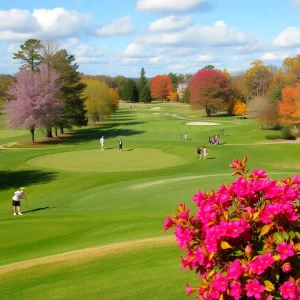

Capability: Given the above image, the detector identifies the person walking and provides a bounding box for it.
[12,187,26,216]
[118,138,123,152]
[196,147,202,160]
[184,133,187,140]
[203,146,208,160]
[100,136,105,150]
[179,134,182,140]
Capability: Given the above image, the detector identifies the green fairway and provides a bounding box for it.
[0,102,299,299]
[27,148,186,172]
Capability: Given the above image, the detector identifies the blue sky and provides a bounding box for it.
[0,0,300,77]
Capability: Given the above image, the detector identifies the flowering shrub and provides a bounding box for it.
[163,157,300,299]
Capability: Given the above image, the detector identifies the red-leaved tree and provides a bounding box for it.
[151,75,173,102]
[189,69,231,116]
[5,65,62,142]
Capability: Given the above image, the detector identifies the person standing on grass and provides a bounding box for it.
[118,138,123,152]
[196,147,202,160]
[203,146,208,160]
[100,136,105,150]
[184,133,187,140]
[179,134,182,140]
[12,187,25,216]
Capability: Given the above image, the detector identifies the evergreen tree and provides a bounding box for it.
[181,88,190,103]
[51,49,87,134]
[122,79,139,102]
[140,85,152,103]
[13,39,42,71]
[168,72,178,90]
[138,67,148,102]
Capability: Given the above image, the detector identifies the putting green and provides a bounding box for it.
[26,148,186,172]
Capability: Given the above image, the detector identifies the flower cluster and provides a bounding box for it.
[164,157,300,299]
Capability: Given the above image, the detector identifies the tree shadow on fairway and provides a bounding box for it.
[23,126,145,147]
[0,170,57,190]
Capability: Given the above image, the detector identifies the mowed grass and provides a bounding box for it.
[27,148,186,172]
[0,102,299,299]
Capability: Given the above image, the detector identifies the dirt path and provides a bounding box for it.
[0,235,174,275]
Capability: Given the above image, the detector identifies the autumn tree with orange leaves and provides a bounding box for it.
[151,75,173,102]
[279,83,300,131]
[228,100,247,116]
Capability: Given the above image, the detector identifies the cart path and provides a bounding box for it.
[0,235,174,275]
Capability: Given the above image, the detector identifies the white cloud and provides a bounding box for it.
[74,44,106,58]
[0,8,92,41]
[273,27,300,47]
[137,0,210,13]
[290,0,300,7]
[96,17,132,36]
[32,8,91,36]
[0,9,40,32]
[145,21,249,47]
[149,16,191,32]
[149,56,162,63]
[195,54,213,62]
[261,52,288,61]
[124,42,143,57]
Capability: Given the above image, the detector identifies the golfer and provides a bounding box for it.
[100,136,105,150]
[12,187,26,216]
[118,138,123,152]
[196,147,202,160]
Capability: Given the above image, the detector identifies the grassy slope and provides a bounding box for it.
[0,102,299,299]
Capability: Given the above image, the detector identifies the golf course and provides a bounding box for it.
[0,102,299,300]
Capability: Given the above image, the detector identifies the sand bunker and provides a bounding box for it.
[186,122,220,126]
[150,107,161,110]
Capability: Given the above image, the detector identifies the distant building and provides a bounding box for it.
[177,82,188,99]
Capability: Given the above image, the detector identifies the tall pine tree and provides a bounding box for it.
[122,79,139,102]
[13,39,42,71]
[51,49,87,134]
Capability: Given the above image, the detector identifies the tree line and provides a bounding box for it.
[3,39,119,142]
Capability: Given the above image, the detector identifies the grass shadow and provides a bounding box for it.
[0,170,57,190]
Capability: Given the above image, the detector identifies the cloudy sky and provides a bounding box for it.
[0,0,300,77]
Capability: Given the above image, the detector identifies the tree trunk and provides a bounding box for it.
[206,107,211,116]
[55,126,58,137]
[30,127,35,143]
[45,126,53,138]
[60,126,64,134]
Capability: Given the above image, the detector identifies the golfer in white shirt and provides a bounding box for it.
[12,187,25,215]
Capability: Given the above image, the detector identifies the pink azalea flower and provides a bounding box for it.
[261,252,274,269]
[163,216,175,232]
[252,168,267,179]
[245,279,265,300]
[193,190,206,206]
[212,273,228,293]
[276,242,295,261]
[279,281,296,299]
[282,262,292,273]
[186,284,196,295]
[177,209,190,221]
[229,281,242,300]
[227,259,243,280]
[174,224,193,249]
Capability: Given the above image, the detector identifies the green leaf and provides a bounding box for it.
[289,231,296,239]
[283,231,289,241]
[274,232,283,245]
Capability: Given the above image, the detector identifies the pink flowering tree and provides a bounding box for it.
[164,157,300,300]
[5,65,62,142]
